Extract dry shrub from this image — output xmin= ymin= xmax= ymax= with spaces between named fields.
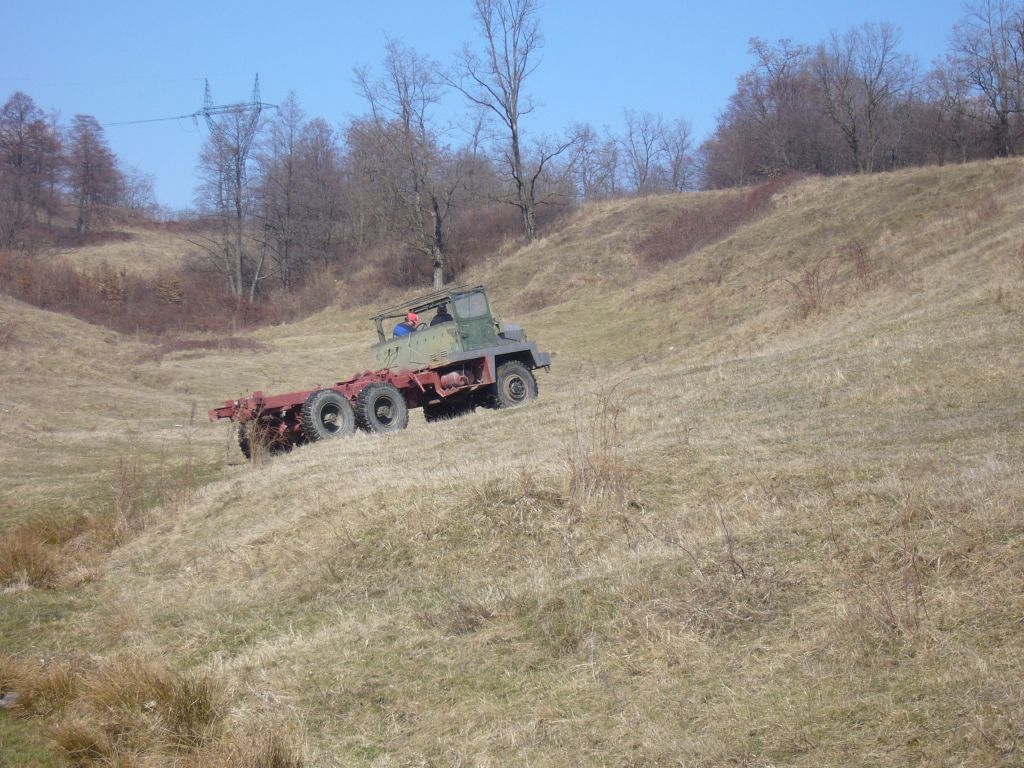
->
xmin=939 ymin=191 xmax=1006 ymax=236
xmin=833 ymin=513 xmax=927 ymax=644
xmin=0 ymin=251 xmax=335 ymax=336
xmin=638 ymin=174 xmax=800 ymax=265
xmin=0 ymin=513 xmax=108 ymax=589
xmin=843 ymin=237 xmax=879 ymax=290
xmin=0 ymin=317 xmax=16 ymax=348
xmin=967 ymin=192 xmax=1004 ymax=228
xmin=1 ymin=455 xmax=173 ymax=590
xmin=510 ymin=590 xmax=599 ymax=656
xmin=625 ymin=565 xmax=791 ymax=640
xmin=238 ymin=412 xmax=296 ymax=465
xmin=109 ymin=457 xmax=146 ymax=547
xmin=562 ymin=382 xmax=638 ymax=512
xmin=52 ymin=229 xmax=134 ymax=249
xmin=515 ymin=283 xmax=558 ymax=312
xmin=269 ymin=269 xmax=338 ymax=322
xmin=778 ymin=256 xmax=839 ymax=319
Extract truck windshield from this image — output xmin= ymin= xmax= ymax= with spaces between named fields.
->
xmin=453 ymin=292 xmax=489 ymax=319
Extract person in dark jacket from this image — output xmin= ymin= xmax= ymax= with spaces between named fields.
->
xmin=393 ymin=311 xmax=419 ymax=337
xmin=430 ymin=304 xmax=454 ymax=326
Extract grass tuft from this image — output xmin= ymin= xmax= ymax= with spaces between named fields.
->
xmin=217 ymin=721 xmax=306 ymax=768
xmin=0 ymin=527 xmax=61 ymax=588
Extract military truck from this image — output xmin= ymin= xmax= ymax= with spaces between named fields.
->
xmin=209 ymin=285 xmax=550 ymax=457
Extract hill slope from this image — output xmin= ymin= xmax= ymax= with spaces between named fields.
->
xmin=1 ymin=160 xmax=1022 ymax=766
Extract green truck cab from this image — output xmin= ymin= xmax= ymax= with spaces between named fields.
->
xmin=371 ymin=285 xmax=549 ymax=376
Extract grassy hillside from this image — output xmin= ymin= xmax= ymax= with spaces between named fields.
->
xmin=1 ymin=160 xmax=1022 ymax=766
xmin=56 ymin=224 xmax=196 ymax=276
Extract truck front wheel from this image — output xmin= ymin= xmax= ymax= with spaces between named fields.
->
xmin=488 ymin=361 xmax=538 ymax=409
xmin=356 ymin=383 xmax=410 ymax=433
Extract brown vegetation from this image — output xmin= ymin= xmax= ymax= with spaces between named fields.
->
xmin=638 ymin=174 xmax=799 ymax=265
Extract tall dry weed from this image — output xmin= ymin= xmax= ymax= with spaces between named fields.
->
xmin=562 ymin=382 xmax=638 ymax=512
xmin=777 ymin=256 xmax=839 ymax=318
xmin=110 ymin=456 xmax=146 ymax=547
xmin=830 ymin=510 xmax=928 ymax=645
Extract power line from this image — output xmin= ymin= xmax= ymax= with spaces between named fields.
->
xmin=104 ymin=75 xmax=276 ymax=128
xmin=105 ymin=112 xmax=198 ymax=127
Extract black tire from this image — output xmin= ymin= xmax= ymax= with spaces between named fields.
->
xmin=302 ymin=389 xmax=355 ymax=441
xmin=488 ymin=361 xmax=538 ymax=409
xmin=355 ymin=383 xmax=409 ymax=433
xmin=423 ymin=400 xmax=476 ymax=423
xmin=238 ymin=424 xmax=252 ymax=460
xmin=238 ymin=418 xmax=292 ymax=460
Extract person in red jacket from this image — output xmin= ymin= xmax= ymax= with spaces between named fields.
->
xmin=393 ymin=311 xmax=419 ymax=337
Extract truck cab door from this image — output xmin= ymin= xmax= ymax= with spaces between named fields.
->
xmin=452 ymin=290 xmax=498 ymax=350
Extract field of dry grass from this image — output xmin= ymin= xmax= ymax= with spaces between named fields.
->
xmin=1 ymin=159 xmax=1022 ymax=766
xmin=54 ymin=224 xmax=197 ymax=277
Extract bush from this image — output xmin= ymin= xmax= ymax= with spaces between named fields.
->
xmin=638 ymin=174 xmax=801 ymax=265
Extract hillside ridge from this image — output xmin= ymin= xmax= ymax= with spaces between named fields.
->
xmin=1 ymin=158 xmax=1022 ymax=767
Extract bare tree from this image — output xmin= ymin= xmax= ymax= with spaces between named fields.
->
xmin=621 ymin=110 xmax=666 ymax=194
xmin=454 ymin=0 xmax=574 ymax=241
xmin=296 ymin=118 xmax=345 ymax=273
xmin=703 ymin=37 xmax=849 ymax=186
xmin=662 ymin=117 xmax=695 ymax=191
xmin=569 ymin=123 xmax=621 ymax=201
xmin=193 ymin=104 xmax=263 ymax=299
xmin=119 ymin=165 xmax=159 ymax=217
xmin=815 ymin=22 xmax=917 ymax=172
xmin=357 ymin=38 xmax=464 ymax=287
xmin=950 ymin=0 xmax=1024 ymax=156
xmin=255 ymin=92 xmax=305 ymax=289
xmin=0 ymin=93 xmax=62 ymax=246
xmin=66 ymin=115 xmax=122 ymax=236
xmin=745 ymin=38 xmax=819 ymax=171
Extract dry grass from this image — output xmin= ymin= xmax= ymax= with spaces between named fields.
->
xmin=54 ymin=225 xmax=194 ymax=277
xmin=1 ymin=158 xmax=1023 ymax=766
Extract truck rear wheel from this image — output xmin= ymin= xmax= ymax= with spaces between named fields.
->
xmin=488 ymin=361 xmax=538 ymax=409
xmin=238 ymin=418 xmax=292 ymax=460
xmin=302 ymin=389 xmax=355 ymax=441
xmin=356 ymin=383 xmax=409 ymax=433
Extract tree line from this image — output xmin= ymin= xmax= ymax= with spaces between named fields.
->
xmin=0 ymin=93 xmax=157 ymax=248
xmin=189 ymin=0 xmax=700 ymax=299
xmin=5 ymin=0 xmax=1024 ymax=301
xmin=702 ymin=1 xmax=1024 ymax=186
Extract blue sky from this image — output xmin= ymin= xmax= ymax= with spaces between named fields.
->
xmin=3 ymin=0 xmax=969 ymax=210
